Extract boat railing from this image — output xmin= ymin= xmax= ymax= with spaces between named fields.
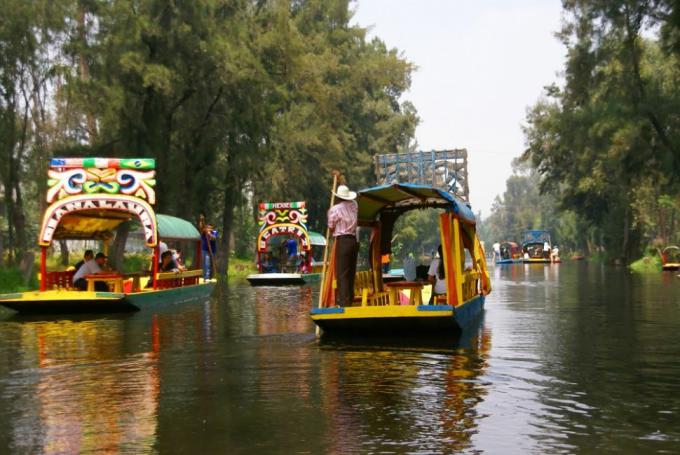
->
xmin=156 ymin=269 xmax=203 ymax=289
xmin=42 ymin=270 xmax=76 ymax=290
xmin=462 ymin=269 xmax=481 ymax=302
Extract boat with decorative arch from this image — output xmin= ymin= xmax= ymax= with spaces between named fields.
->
xmin=246 ymin=201 xmax=326 ymax=286
xmin=310 ymin=183 xmax=492 ymax=335
xmin=496 ymin=241 xmax=522 ymax=264
xmin=661 ymin=246 xmax=680 ymax=271
xmin=0 ymin=157 xmax=215 ymax=313
xmin=522 ymin=230 xmax=553 ymax=264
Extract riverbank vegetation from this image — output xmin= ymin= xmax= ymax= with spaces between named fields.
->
xmin=482 ymin=1 xmax=680 ymax=265
xmin=0 ymin=0 xmax=417 ymax=278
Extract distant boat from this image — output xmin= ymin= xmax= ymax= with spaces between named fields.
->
xmin=661 ymin=246 xmax=680 ymax=271
xmin=0 ymin=157 xmax=215 ymax=313
xmin=522 ymin=230 xmax=553 ymax=264
xmin=246 ymin=201 xmax=326 ymax=286
xmin=496 ymin=241 xmax=522 ymax=264
xmin=571 ymin=254 xmax=585 ymax=261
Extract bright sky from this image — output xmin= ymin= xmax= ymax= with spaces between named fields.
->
xmin=352 ymin=0 xmax=565 ymax=217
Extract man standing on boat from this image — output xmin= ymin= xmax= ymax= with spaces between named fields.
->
xmin=328 ymin=184 xmax=359 ymax=307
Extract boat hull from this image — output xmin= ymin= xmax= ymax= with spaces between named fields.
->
xmin=496 ymin=258 xmax=521 ymax=264
xmin=523 ymin=258 xmax=552 ymax=264
xmin=246 ymin=273 xmax=320 ymax=286
xmin=0 ymin=282 xmax=215 ymax=314
xmin=662 ymin=263 xmax=680 ymax=271
xmin=310 ymin=295 xmax=485 ymax=335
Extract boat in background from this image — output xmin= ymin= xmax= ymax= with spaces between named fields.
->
xmin=522 ymin=230 xmax=553 ymax=264
xmin=496 ymin=241 xmax=522 ymax=264
xmin=661 ymin=246 xmax=680 ymax=271
xmin=0 ymin=157 xmax=215 ymax=314
xmin=246 ymin=201 xmax=326 ymax=286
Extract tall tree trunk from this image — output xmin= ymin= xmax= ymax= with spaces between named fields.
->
xmin=77 ymin=3 xmax=98 ymax=141
xmin=59 ymin=239 xmax=69 ymax=266
xmin=622 ymin=206 xmax=630 ymax=264
xmin=110 ymin=222 xmax=131 ymax=271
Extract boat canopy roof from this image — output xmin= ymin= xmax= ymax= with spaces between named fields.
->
xmin=662 ymin=245 xmax=680 ymax=252
xmin=522 ymin=230 xmax=551 ymax=245
xmin=357 ymin=183 xmax=475 ymax=225
xmin=157 ymin=214 xmax=200 ymax=241
xmin=500 ymin=241 xmax=519 ymax=248
xmin=308 ymin=231 xmax=327 ymax=246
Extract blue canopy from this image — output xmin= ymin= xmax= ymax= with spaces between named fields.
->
xmin=356 ymin=183 xmax=476 ymax=225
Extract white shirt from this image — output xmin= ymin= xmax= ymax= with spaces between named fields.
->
xmin=73 ymin=259 xmax=102 ymax=281
xmin=544 ymin=241 xmax=550 ymax=251
xmin=428 ymin=258 xmax=447 ymax=295
xmin=493 ymin=242 xmax=500 ymax=253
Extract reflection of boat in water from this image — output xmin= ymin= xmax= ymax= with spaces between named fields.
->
xmin=522 ymin=230 xmax=553 ymax=264
xmin=0 ymin=157 xmax=215 ymax=314
xmin=496 ymin=241 xmax=522 ymax=264
xmin=311 ymin=183 xmax=491 ymax=335
xmin=246 ymin=201 xmax=326 ymax=286
xmin=661 ymin=246 xmax=680 ymax=271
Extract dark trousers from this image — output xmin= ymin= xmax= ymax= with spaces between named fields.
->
xmin=335 ymin=235 xmax=359 ymax=307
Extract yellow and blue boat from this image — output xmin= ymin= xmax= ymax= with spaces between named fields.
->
xmin=310 ymin=183 xmax=491 ymax=335
xmin=0 ymin=157 xmax=215 ymax=313
xmin=522 ymin=230 xmax=553 ymax=264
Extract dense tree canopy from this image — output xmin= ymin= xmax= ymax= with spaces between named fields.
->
xmin=487 ymin=0 xmax=680 ymax=262
xmin=0 ymin=0 xmax=417 ymax=274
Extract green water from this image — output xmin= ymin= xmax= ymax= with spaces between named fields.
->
xmin=0 ymin=264 xmax=678 ymax=453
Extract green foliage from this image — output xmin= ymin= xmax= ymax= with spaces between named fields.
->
xmin=521 ymin=2 xmax=680 ymax=263
xmin=0 ymin=0 xmax=417 ymax=278
xmin=391 ymin=209 xmax=441 ymax=265
xmin=629 ymin=254 xmax=662 ymax=273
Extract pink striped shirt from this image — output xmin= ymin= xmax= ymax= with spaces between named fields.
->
xmin=328 ymin=200 xmax=358 ymax=237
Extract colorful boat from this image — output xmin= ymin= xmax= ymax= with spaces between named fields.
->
xmin=522 ymin=230 xmax=553 ymax=263
xmin=246 ymin=201 xmax=326 ymax=286
xmin=0 ymin=157 xmax=215 ymax=313
xmin=310 ymin=183 xmax=491 ymax=335
xmin=661 ymin=246 xmax=680 ymax=271
xmin=496 ymin=241 xmax=522 ymax=264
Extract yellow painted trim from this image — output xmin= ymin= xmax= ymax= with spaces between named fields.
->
xmin=311 ymin=305 xmax=454 ymax=320
xmin=452 ymin=217 xmax=464 ymax=306
xmin=0 ymin=289 xmax=123 ymax=302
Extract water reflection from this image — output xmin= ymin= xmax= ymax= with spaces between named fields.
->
xmin=1 ymin=317 xmax=159 ymax=454
xmin=318 ymin=324 xmax=492 ymax=453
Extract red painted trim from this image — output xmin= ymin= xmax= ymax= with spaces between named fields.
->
xmin=40 ymin=247 xmax=47 ymax=291
xmin=152 ymin=246 xmax=159 ymax=289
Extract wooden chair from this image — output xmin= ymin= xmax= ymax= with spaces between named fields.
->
xmin=351 ymin=270 xmax=390 ymax=306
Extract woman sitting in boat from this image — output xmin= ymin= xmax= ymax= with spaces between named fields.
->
xmin=160 ymin=250 xmax=180 ymax=273
xmin=73 ymin=252 xmax=110 ymax=291
xmin=428 ymin=245 xmax=447 ymax=304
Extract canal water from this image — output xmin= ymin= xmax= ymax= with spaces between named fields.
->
xmin=0 ymin=264 xmax=679 ymax=453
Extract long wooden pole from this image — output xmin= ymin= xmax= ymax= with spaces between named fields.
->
xmin=317 ymin=171 xmax=340 ymax=311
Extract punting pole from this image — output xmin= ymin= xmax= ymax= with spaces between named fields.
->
xmin=316 ymin=171 xmax=340 ymax=335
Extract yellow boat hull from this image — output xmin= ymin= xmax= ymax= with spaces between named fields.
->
xmin=310 ymin=295 xmax=484 ymax=335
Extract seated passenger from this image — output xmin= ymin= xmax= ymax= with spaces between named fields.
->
xmin=160 ymin=250 xmax=180 ymax=273
xmin=73 ymin=252 xmax=109 ymax=291
xmin=428 ymin=245 xmax=447 ymax=304
xmin=74 ymin=250 xmax=94 ymax=272
xmin=172 ymin=249 xmax=187 ymax=271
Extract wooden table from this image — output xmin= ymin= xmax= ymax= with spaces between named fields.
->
xmin=85 ymin=273 xmax=124 ymax=293
xmin=384 ymin=281 xmax=424 ymax=306
xmin=122 ymin=272 xmax=151 ymax=292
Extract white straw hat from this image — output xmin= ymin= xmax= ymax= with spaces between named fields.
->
xmin=334 ymin=184 xmax=357 ymax=200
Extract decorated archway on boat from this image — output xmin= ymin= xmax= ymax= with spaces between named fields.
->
xmin=256 ymin=201 xmax=315 ymax=273
xmin=38 ymin=158 xmax=158 ymax=247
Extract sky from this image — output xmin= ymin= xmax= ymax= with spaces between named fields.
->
xmin=352 ymin=0 xmax=566 ymax=217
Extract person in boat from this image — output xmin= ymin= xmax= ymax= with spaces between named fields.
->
xmin=284 ymin=237 xmax=298 ymax=264
xmin=74 ymin=250 xmax=94 ymax=272
xmin=261 ymin=252 xmax=275 ymax=273
xmin=201 ymin=224 xmax=218 ymax=280
xmin=328 ymin=184 xmax=359 ymax=307
xmin=551 ymin=245 xmax=560 ymax=263
xmin=428 ymin=245 xmax=446 ymax=304
xmin=543 ymin=240 xmax=550 ymax=258
xmin=381 ymin=252 xmax=390 ymax=274
xmin=160 ymin=250 xmax=180 ymax=273
xmin=73 ymin=252 xmax=110 ymax=291
xmin=492 ymin=242 xmax=501 ymax=263
xmin=172 ymin=249 xmax=187 ymax=271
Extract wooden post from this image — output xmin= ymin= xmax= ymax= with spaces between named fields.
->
xmin=40 ymin=246 xmax=47 ymax=291
xmin=317 ymin=171 xmax=340 ymax=311
xmin=152 ymin=245 xmax=159 ymax=289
